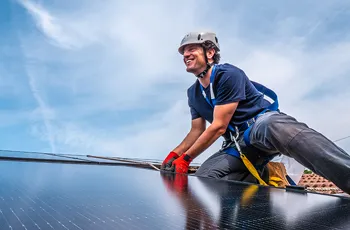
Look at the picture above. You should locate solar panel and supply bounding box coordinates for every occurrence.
[0,159,349,230]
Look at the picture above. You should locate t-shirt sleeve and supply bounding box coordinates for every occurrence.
[187,89,201,120]
[189,105,201,120]
[214,69,247,105]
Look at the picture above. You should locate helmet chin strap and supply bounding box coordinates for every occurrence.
[196,47,214,78]
[196,62,213,78]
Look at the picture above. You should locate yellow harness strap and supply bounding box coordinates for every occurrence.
[240,153,268,186]
[231,126,287,188]
[241,155,285,187]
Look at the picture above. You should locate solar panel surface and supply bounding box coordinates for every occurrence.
[0,159,349,230]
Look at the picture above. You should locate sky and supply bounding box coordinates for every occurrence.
[0,0,350,164]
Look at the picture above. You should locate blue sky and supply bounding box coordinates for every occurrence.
[1,0,350,164]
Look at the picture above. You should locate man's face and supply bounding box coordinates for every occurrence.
[182,44,207,75]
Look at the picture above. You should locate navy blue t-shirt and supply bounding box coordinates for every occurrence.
[187,63,271,137]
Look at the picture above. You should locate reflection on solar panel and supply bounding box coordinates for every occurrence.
[0,152,349,229]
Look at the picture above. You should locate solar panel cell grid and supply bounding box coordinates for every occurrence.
[0,160,349,230]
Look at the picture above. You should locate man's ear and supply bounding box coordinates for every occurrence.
[206,48,215,60]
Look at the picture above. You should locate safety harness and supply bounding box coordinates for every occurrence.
[199,64,285,186]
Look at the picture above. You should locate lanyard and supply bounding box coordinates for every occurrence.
[199,64,217,108]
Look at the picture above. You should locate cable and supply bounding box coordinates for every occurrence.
[0,149,164,170]
[87,155,160,171]
[333,135,350,143]
[0,149,93,162]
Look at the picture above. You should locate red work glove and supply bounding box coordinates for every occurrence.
[171,153,193,174]
[161,151,179,170]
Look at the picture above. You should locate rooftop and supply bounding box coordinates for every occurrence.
[298,173,346,195]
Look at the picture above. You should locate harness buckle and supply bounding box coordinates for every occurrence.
[221,140,229,149]
[246,117,256,127]
[221,126,240,151]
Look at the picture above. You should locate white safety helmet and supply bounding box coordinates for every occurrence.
[178,32,220,55]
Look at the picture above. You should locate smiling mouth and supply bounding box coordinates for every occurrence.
[185,59,194,66]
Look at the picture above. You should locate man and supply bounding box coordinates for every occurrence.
[161,31,350,194]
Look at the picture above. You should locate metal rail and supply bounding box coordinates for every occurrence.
[87,155,161,171]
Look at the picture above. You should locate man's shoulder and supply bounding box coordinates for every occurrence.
[187,80,199,95]
[214,63,248,87]
[215,63,245,76]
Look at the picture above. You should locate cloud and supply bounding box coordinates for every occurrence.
[18,0,72,49]
[17,0,205,111]
[25,64,56,153]
[17,0,96,49]
[11,0,350,165]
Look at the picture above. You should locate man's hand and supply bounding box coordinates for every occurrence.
[161,151,179,170]
[167,153,193,174]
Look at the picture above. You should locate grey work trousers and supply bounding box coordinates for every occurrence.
[195,111,350,194]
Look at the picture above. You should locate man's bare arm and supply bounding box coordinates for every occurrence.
[185,102,238,159]
[172,117,206,155]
